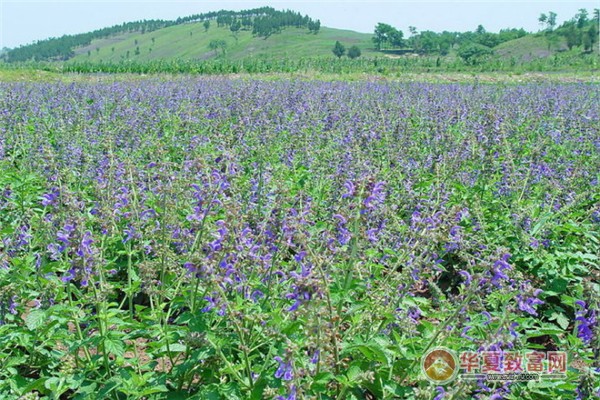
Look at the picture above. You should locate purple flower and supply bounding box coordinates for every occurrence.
[274,356,294,381]
[47,243,62,260]
[491,253,511,287]
[575,300,596,344]
[433,386,446,400]
[276,385,297,400]
[123,225,138,243]
[458,270,472,285]
[9,296,18,315]
[342,180,355,198]
[309,349,320,364]
[508,322,519,338]
[40,187,60,207]
[461,326,475,341]
[517,293,544,316]
[481,311,492,325]
[61,268,76,283]
[364,181,386,210]
[78,231,94,256]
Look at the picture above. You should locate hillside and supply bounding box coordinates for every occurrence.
[494,34,564,61]
[3,7,597,68]
[71,24,375,62]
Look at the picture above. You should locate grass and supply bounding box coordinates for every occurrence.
[494,33,599,62]
[1,68,599,85]
[71,24,376,63]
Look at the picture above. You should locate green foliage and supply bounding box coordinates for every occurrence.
[208,39,227,56]
[347,45,361,59]
[0,79,598,400]
[332,41,346,58]
[457,42,494,65]
[4,7,319,62]
[372,23,404,50]
[308,19,321,34]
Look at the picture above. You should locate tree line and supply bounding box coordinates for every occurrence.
[372,8,599,64]
[372,23,526,55]
[2,7,320,62]
[544,9,599,52]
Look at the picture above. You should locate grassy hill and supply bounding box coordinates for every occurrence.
[495,34,564,61]
[71,23,376,62]
[5,5,597,72]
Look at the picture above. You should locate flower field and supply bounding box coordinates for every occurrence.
[0,79,598,399]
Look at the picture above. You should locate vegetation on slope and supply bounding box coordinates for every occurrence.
[69,25,374,63]
[2,7,321,62]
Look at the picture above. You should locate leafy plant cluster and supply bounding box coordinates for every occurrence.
[331,42,362,59]
[0,80,598,399]
[31,49,597,75]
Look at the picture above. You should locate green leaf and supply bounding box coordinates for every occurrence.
[344,343,389,364]
[104,337,125,358]
[555,313,570,330]
[347,365,362,383]
[21,377,48,395]
[312,372,334,392]
[158,343,186,353]
[25,309,46,331]
[548,278,569,293]
[140,385,169,396]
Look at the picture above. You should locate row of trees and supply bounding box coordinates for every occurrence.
[371,8,598,64]
[332,41,361,59]
[252,14,320,38]
[373,23,526,55]
[550,9,599,52]
[3,19,175,62]
[2,7,320,62]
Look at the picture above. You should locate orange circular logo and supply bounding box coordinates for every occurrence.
[421,347,459,384]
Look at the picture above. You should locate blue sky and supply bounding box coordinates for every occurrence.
[1,1,597,49]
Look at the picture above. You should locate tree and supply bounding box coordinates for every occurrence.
[332,41,346,58]
[209,39,227,56]
[372,23,404,50]
[539,12,557,31]
[584,24,598,51]
[373,23,391,50]
[308,19,321,34]
[389,29,404,48]
[538,13,548,29]
[547,12,557,31]
[347,45,361,59]
[203,20,210,32]
[457,43,493,65]
[576,8,589,29]
[565,24,579,50]
[230,20,241,42]
[242,18,252,30]
[476,24,486,35]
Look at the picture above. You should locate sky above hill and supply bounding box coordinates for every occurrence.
[1,0,597,49]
